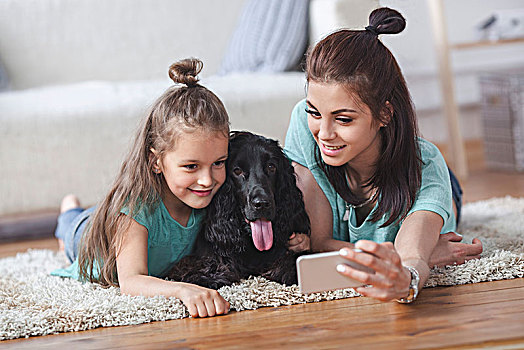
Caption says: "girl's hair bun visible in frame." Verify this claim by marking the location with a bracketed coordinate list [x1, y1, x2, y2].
[168, 58, 203, 87]
[368, 7, 406, 35]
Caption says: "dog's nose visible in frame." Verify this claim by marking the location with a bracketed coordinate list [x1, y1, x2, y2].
[252, 197, 270, 210]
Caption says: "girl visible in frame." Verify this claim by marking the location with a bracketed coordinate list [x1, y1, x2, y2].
[284, 8, 483, 302]
[52, 58, 231, 317]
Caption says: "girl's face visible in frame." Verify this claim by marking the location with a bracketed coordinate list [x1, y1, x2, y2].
[155, 129, 229, 211]
[306, 82, 386, 169]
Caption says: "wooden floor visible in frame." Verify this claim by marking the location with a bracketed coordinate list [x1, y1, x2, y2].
[1, 278, 523, 349]
[2, 140, 524, 348]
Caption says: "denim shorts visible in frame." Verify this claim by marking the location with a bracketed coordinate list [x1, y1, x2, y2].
[54, 206, 96, 263]
[448, 169, 463, 225]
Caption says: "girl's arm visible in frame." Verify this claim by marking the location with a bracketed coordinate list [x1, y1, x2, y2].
[293, 162, 355, 252]
[116, 217, 230, 318]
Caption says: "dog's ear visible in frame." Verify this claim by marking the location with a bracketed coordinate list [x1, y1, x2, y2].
[273, 149, 311, 238]
[202, 177, 247, 255]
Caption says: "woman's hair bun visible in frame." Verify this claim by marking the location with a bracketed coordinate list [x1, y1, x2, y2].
[368, 7, 406, 35]
[168, 58, 203, 87]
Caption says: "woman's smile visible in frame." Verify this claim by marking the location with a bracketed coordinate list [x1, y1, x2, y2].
[320, 142, 347, 156]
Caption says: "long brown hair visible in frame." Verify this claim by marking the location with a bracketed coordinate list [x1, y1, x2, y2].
[306, 7, 421, 227]
[78, 58, 230, 286]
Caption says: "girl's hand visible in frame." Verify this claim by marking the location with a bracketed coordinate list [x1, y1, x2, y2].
[337, 240, 411, 301]
[429, 232, 483, 267]
[176, 283, 230, 318]
[288, 233, 311, 252]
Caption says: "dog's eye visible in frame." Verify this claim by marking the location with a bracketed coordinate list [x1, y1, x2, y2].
[267, 163, 277, 173]
[233, 167, 243, 176]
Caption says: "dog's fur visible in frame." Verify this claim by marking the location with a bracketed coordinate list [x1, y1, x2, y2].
[167, 131, 310, 289]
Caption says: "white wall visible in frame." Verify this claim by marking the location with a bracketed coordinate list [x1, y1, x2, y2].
[0, 0, 245, 90]
[379, 0, 524, 141]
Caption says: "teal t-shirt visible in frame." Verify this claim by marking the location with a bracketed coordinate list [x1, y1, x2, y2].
[284, 99, 456, 243]
[51, 200, 205, 280]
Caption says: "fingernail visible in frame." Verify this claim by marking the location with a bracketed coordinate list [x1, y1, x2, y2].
[336, 264, 346, 273]
[339, 248, 349, 256]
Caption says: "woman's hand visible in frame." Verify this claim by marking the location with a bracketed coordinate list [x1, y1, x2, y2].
[337, 240, 412, 301]
[176, 282, 230, 318]
[429, 232, 483, 267]
[288, 233, 311, 252]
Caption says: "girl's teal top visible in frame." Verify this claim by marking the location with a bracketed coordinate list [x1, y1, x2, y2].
[51, 200, 204, 280]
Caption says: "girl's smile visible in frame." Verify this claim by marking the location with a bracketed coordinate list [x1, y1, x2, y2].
[189, 188, 213, 197]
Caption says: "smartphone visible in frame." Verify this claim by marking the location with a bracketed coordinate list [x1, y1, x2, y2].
[296, 250, 375, 294]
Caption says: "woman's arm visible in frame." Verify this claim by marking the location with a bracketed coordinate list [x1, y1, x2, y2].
[430, 232, 483, 267]
[394, 210, 442, 290]
[293, 162, 354, 252]
[336, 210, 442, 301]
[116, 217, 230, 317]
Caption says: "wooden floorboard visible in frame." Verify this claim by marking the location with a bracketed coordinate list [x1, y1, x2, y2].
[0, 237, 58, 258]
[0, 209, 57, 242]
[1, 139, 524, 348]
[2, 279, 524, 349]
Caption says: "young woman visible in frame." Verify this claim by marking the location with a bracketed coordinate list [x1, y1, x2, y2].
[284, 7, 482, 302]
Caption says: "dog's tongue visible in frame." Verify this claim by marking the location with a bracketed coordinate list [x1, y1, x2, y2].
[250, 219, 273, 251]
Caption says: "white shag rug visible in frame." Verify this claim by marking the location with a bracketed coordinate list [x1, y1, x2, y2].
[1, 197, 523, 340]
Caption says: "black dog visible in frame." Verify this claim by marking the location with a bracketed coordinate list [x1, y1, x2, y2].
[167, 131, 310, 289]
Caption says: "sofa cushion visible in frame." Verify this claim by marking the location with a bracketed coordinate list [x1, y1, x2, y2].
[0, 80, 167, 215]
[0, 73, 305, 214]
[206, 72, 306, 142]
[0, 58, 8, 91]
[219, 0, 309, 74]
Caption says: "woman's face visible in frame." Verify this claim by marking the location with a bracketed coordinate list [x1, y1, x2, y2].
[306, 82, 385, 169]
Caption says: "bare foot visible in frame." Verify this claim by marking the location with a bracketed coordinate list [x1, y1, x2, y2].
[57, 194, 81, 252]
[58, 239, 65, 251]
[60, 194, 81, 213]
